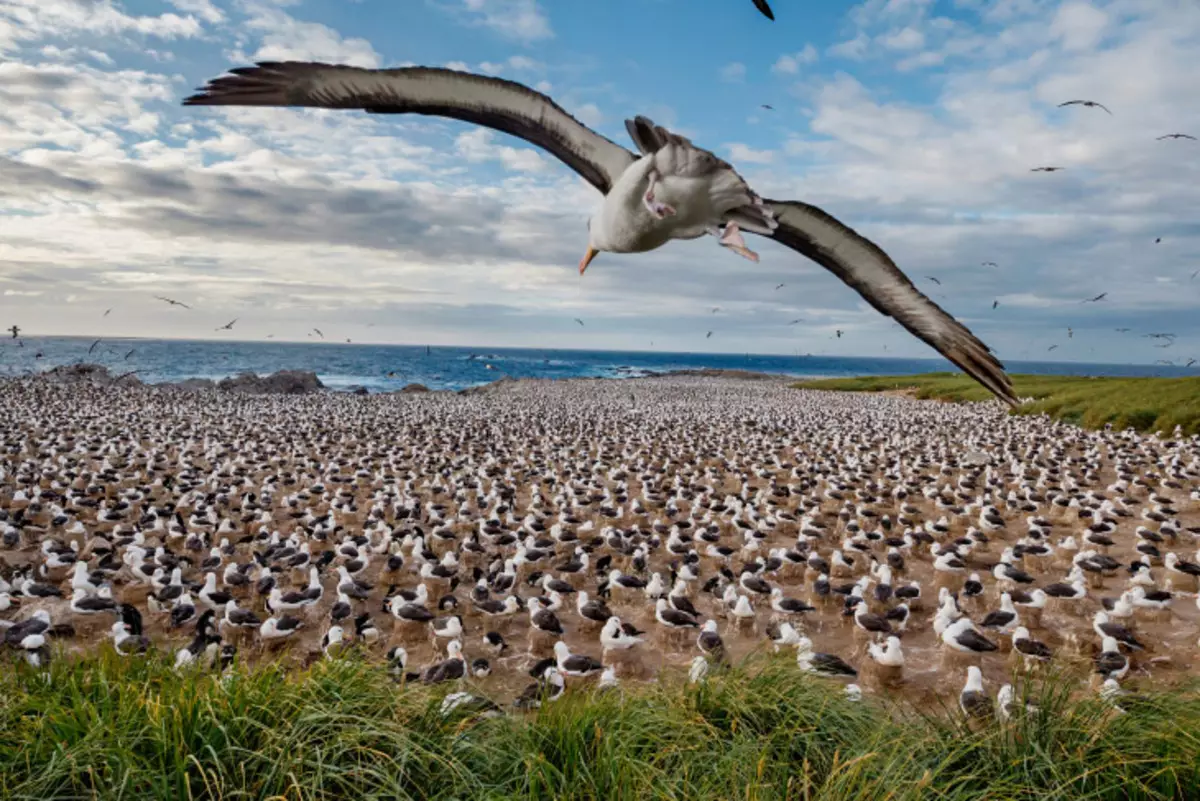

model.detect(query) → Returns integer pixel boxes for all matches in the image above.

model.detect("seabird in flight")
[184,61,1016,405]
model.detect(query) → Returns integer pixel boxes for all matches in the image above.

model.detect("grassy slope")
[793,373,1200,435]
[1,653,1198,800]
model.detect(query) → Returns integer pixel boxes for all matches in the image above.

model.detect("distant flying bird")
[925,276,941,286]
[751,0,774,19]
[982,261,998,268]
[155,296,191,309]
[1059,100,1111,114]
[1048,345,1059,352]
[992,300,999,310]
[1157,133,1196,141]
[1145,333,1176,339]
[1187,358,1197,367]
[761,104,774,111]
[774,283,785,290]
[711,307,721,314]
[1031,167,1063,172]
[706,331,713,339]
[1082,293,1107,303]
[313,328,324,339]
[103,308,112,317]
[787,318,804,325]
[346,338,351,343]
[1155,238,1162,244]
[124,349,135,360]
[1155,360,1174,366]
[1114,328,1131,333]
[574,318,584,327]
[1192,270,1199,281]
[1067,327,1073,338]
[835,330,844,339]
[216,319,237,331]
[88,339,101,354]
[182,60,1018,406]
[8,325,20,339]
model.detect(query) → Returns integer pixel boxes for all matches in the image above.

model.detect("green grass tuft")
[792,373,1200,435]
[2,653,1200,799]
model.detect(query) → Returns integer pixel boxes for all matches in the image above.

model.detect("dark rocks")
[215,370,324,395]
[42,363,142,386]
[398,383,430,394]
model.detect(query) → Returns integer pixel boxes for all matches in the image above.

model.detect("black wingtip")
[752,0,775,19]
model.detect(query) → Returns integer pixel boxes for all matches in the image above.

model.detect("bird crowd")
[2,374,1199,718]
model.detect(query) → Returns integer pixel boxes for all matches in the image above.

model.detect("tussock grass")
[2,652,1198,799]
[793,373,1200,435]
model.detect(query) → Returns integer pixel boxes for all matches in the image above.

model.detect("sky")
[1,0,1199,365]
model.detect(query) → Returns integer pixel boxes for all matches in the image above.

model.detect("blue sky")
[2,0,1199,366]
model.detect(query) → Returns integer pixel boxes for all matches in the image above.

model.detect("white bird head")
[964,665,984,692]
[553,640,571,659]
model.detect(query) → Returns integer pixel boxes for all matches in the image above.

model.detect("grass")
[793,373,1200,435]
[2,652,1199,800]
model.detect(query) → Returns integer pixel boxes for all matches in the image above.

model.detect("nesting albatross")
[184,62,1015,404]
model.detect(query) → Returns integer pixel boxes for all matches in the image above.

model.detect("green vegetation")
[2,652,1198,800]
[794,373,1200,435]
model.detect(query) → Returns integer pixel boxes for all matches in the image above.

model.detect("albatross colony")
[2,374,1199,714]
[183,62,1016,407]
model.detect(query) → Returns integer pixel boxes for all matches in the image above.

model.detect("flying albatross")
[183,62,1015,404]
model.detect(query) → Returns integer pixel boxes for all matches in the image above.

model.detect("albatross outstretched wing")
[752,0,775,19]
[759,200,1017,406]
[183,62,636,194]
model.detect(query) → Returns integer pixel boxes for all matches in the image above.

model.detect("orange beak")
[578,246,599,275]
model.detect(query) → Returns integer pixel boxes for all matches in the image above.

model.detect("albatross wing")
[183,61,636,194]
[759,200,1017,406]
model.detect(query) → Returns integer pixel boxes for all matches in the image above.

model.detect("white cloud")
[167,0,225,25]
[456,0,552,44]
[454,128,548,172]
[1050,2,1108,52]
[720,62,746,83]
[0,0,202,54]
[771,44,819,74]
[829,32,870,59]
[880,26,925,51]
[726,143,775,164]
[244,3,381,68]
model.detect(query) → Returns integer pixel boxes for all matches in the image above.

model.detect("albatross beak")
[578,246,599,275]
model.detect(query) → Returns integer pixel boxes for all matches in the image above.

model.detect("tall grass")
[793,373,1200,435]
[2,652,1198,799]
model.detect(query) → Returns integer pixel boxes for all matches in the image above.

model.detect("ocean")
[1,337,1194,392]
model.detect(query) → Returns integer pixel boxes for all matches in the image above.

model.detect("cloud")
[243,2,382,68]
[454,0,552,44]
[880,26,925,51]
[720,62,747,83]
[454,128,549,173]
[726,143,775,165]
[828,32,870,59]
[167,0,225,25]
[1050,2,1109,52]
[772,44,819,74]
[0,0,203,54]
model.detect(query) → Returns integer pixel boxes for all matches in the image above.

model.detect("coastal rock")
[350,386,369,396]
[216,370,324,395]
[42,363,142,386]
[398,383,430,394]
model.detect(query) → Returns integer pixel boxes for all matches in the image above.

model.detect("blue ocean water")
[1,337,1195,392]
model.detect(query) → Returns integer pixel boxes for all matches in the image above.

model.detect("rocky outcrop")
[162,378,217,392]
[215,370,324,395]
[398,383,430,394]
[43,363,142,386]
